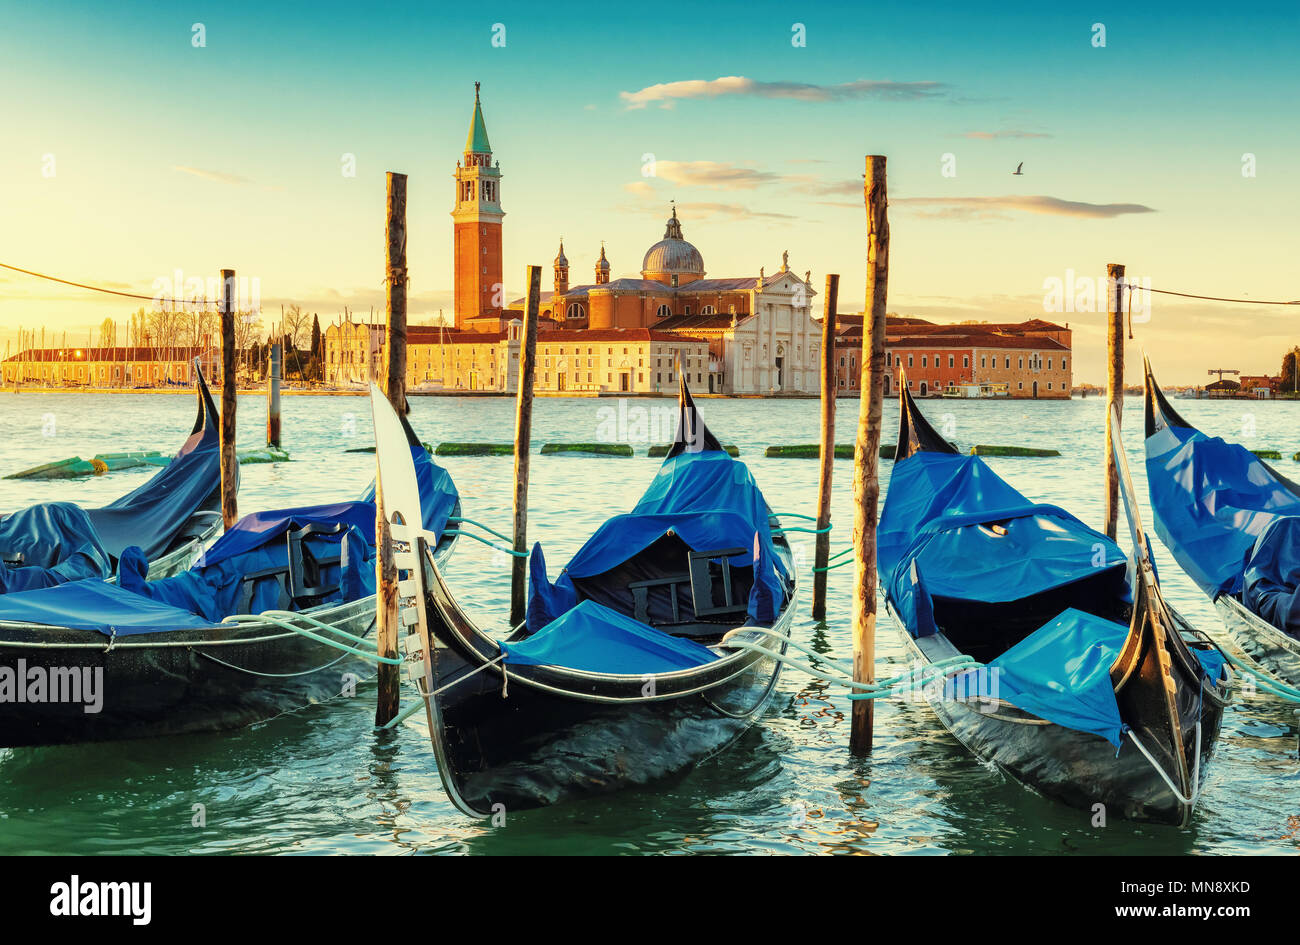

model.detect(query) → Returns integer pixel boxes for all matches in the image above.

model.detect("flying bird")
[1013,162,1024,175]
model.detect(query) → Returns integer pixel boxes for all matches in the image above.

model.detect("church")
[327,85,823,395]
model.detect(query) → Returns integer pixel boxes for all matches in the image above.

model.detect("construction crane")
[1207,368,1240,384]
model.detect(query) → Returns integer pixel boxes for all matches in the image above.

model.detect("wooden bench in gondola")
[234,522,347,614]
[627,546,751,637]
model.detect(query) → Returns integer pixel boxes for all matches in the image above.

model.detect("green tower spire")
[465,82,492,155]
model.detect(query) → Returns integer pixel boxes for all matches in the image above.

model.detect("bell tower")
[452,82,504,327]
[553,241,569,296]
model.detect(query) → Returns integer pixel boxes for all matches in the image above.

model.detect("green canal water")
[1,390,1298,855]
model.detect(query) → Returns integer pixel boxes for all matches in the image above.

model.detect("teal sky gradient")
[1,1,1296,383]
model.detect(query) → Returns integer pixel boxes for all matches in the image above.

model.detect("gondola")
[0,366,226,593]
[878,383,1229,826]
[374,378,796,816]
[0,407,460,746]
[1144,358,1300,685]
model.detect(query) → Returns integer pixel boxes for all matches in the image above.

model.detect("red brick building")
[833,317,1073,399]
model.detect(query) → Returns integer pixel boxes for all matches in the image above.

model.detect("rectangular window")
[922,356,928,367]
[963,356,969,368]
[949,355,955,368]
[1019,357,1024,369]
[1005,357,1010,368]
[907,355,914,367]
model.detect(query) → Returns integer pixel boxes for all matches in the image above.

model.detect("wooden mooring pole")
[510,266,542,627]
[375,171,408,728]
[812,273,839,621]
[852,156,889,755]
[266,342,282,448]
[1103,262,1125,541]
[219,268,238,531]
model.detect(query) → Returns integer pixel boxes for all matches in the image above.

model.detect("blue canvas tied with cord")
[1145,423,1300,599]
[1146,422,1300,636]
[527,449,788,634]
[878,450,1146,744]
[0,412,221,593]
[524,445,787,675]
[879,452,1131,640]
[0,446,460,636]
[503,599,718,674]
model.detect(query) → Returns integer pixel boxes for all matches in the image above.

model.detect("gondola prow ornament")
[368,384,437,696]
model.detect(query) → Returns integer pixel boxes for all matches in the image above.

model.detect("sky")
[0,0,1297,385]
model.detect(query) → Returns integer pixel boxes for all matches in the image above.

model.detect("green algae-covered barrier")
[434,442,513,457]
[971,444,1060,457]
[765,444,899,459]
[237,446,292,464]
[647,444,740,458]
[1251,449,1283,460]
[541,443,633,457]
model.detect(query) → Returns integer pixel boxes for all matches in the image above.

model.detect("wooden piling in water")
[1103,262,1125,541]
[510,266,542,627]
[375,171,408,728]
[219,269,238,531]
[812,273,839,621]
[266,343,282,448]
[852,156,889,755]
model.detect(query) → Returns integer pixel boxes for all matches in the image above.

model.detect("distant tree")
[97,318,117,348]
[1282,350,1298,394]
[311,313,322,358]
[128,308,150,347]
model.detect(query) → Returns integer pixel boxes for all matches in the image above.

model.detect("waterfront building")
[833,317,1073,399]
[1,346,221,387]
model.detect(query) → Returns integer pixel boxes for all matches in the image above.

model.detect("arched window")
[566,303,585,320]
[656,304,672,319]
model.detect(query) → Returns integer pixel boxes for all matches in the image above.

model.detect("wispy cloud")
[173,165,253,186]
[893,195,1156,220]
[678,202,798,223]
[621,75,946,109]
[957,130,1053,140]
[650,160,784,190]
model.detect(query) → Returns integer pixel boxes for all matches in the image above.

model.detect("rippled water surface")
[1,389,1298,855]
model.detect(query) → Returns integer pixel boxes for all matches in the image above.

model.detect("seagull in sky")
[1013,162,1024,175]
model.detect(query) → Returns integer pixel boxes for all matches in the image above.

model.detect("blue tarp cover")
[84,420,222,560]
[0,578,217,635]
[0,504,112,593]
[0,406,221,592]
[879,452,1129,637]
[527,449,787,632]
[117,503,375,623]
[0,446,459,634]
[503,599,719,674]
[1243,516,1300,636]
[981,607,1127,746]
[1145,423,1300,599]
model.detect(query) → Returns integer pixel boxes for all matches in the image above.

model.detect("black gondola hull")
[0,599,376,746]
[894,607,1226,827]
[427,635,779,813]
[0,537,457,747]
[1216,595,1300,687]
[416,542,791,816]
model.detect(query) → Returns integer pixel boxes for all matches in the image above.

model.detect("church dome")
[641,207,704,280]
